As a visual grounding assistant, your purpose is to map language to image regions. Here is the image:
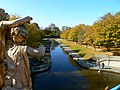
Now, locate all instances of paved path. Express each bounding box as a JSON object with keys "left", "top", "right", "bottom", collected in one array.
[{"left": 60, "top": 43, "right": 120, "bottom": 74}]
